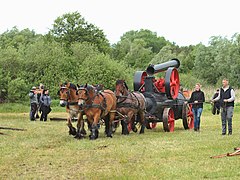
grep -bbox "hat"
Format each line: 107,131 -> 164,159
32,86 -> 36,90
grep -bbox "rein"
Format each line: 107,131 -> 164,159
80,90 -> 107,112
60,87 -> 78,107
117,92 -> 141,110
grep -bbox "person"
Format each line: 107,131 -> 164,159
36,83 -> 45,118
212,78 -> 235,135
188,83 -> 205,131
40,89 -> 51,121
29,86 -> 38,121
211,89 -> 220,115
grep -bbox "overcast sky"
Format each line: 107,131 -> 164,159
0,0 -> 239,46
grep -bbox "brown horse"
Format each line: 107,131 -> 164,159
115,80 -> 146,135
77,84 -> 116,140
58,82 -> 86,137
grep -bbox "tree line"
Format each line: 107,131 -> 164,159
0,11 -> 239,102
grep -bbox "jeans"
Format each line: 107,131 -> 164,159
30,103 -> 37,120
192,108 -> 203,130
221,106 -> 234,134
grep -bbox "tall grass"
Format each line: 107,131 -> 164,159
1,110 -> 240,179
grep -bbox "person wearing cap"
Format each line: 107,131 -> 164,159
29,86 -> 39,121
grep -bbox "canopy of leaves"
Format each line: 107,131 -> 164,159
1,12 -> 240,102
50,12 -> 111,54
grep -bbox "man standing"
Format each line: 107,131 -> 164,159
211,89 -> 220,115
188,83 -> 205,132
212,78 -> 235,135
29,86 -> 38,121
40,89 -> 51,121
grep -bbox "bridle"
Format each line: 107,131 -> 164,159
77,87 -> 90,102
58,87 -> 70,101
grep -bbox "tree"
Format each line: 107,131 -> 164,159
111,29 -> 169,69
50,12 -> 111,54
78,53 -> 133,90
8,78 -> 28,102
0,27 -> 41,50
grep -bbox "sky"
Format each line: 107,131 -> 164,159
0,0 -> 239,46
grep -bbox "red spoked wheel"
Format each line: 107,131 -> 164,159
165,67 -> 180,100
182,103 -> 194,129
128,123 -> 132,132
133,71 -> 147,91
162,108 -> 175,132
150,122 -> 157,129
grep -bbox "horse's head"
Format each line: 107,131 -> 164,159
58,82 -> 78,107
77,84 -> 95,106
58,83 -> 69,107
115,80 -> 129,96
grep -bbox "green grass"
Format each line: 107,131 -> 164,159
1,109 -> 240,179
0,100 -> 65,113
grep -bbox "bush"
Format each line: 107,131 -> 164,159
8,78 -> 28,102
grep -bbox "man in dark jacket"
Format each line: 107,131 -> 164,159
40,89 -> 51,121
29,86 -> 38,121
212,78 -> 235,135
188,83 -> 205,131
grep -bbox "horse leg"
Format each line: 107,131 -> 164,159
67,116 -> 76,136
89,124 -> 99,140
131,115 -> 138,133
89,115 -> 100,140
139,111 -> 146,134
106,112 -> 115,138
75,113 -> 85,139
121,116 -> 129,135
127,111 -> 137,133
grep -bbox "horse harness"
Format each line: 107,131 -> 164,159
79,89 -> 113,118
117,92 -> 141,110
59,86 -> 79,109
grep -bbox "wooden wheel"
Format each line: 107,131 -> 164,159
182,103 -> 194,129
163,108 -> 175,132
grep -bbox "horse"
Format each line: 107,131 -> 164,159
77,84 -> 116,140
115,80 -> 146,135
57,82 -> 86,138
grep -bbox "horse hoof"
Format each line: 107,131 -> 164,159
74,134 -> 84,139
81,129 -> 87,135
89,136 -> 96,140
132,128 -> 138,133
69,130 -> 77,136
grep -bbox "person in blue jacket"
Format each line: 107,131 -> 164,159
40,89 -> 51,121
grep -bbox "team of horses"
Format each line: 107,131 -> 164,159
58,80 -> 149,140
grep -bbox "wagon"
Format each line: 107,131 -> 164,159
133,59 -> 194,132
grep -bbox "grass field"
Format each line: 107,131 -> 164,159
1,106 -> 240,179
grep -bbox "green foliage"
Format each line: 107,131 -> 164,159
193,34 -> 240,87
79,53 -> 133,90
1,12 -> 240,102
7,78 -> 28,102
50,11 -> 111,54
112,29 -> 169,69
0,27 -> 41,50
179,73 -> 208,89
